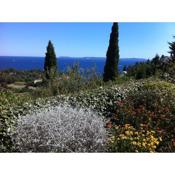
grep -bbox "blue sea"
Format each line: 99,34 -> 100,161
0,56 -> 146,74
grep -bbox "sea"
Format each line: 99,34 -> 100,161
0,56 -> 146,75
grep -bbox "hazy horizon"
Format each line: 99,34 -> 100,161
0,55 -> 147,60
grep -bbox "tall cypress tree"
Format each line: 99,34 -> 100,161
44,40 -> 57,79
103,22 -> 119,82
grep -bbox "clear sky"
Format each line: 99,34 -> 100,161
0,22 -> 175,59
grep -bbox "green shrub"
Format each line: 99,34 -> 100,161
0,91 -> 32,152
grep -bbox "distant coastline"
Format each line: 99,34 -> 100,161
0,55 -> 147,59
0,56 -> 146,73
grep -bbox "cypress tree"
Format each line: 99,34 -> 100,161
103,22 -> 119,82
44,40 -> 57,79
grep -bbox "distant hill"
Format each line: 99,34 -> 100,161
59,56 -> 146,61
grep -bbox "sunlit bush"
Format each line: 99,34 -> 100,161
108,124 -> 161,152
11,105 -> 107,152
66,80 -> 142,118
0,90 -> 32,152
111,80 -> 175,152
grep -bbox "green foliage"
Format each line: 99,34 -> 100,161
127,36 -> 175,81
66,80 -> 141,117
30,79 -> 141,119
161,60 -> 175,83
0,91 -> 32,152
103,23 -> 119,82
0,69 -> 43,85
114,75 -> 131,84
44,41 -> 57,80
32,64 -> 104,97
127,54 -> 167,79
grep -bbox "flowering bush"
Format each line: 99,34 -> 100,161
65,80 -> 142,117
111,80 -> 175,152
11,105 -> 107,152
108,124 -> 161,152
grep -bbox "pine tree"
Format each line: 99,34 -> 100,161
152,54 -> 160,65
44,40 -> 57,79
151,54 -> 160,74
168,36 -> 175,61
103,22 -> 119,82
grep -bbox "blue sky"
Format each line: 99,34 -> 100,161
0,22 -> 175,58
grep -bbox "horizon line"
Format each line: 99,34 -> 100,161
0,55 -> 147,59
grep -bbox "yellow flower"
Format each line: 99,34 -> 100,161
124,124 -> 131,128
109,124 -> 160,152
155,141 -> 159,145
135,132 -> 139,135
137,143 -> 141,147
142,143 -> 146,147
132,141 -> 137,145
129,131 -> 133,135
121,136 -> 127,139
151,130 -> 155,134
125,131 -> 130,136
152,145 -> 157,149
150,135 -> 155,139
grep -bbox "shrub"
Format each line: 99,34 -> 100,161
66,80 -> 141,118
111,80 -> 175,152
31,65 -> 104,98
108,124 -> 161,152
0,90 -> 32,152
11,105 -> 107,152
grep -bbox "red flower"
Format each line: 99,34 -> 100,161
106,121 -> 112,128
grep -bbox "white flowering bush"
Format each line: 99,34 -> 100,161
11,105 -> 107,152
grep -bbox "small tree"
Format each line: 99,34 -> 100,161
151,54 -> 160,65
103,22 -> 119,82
44,40 -> 57,80
168,36 -> 175,61
151,54 -> 160,74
